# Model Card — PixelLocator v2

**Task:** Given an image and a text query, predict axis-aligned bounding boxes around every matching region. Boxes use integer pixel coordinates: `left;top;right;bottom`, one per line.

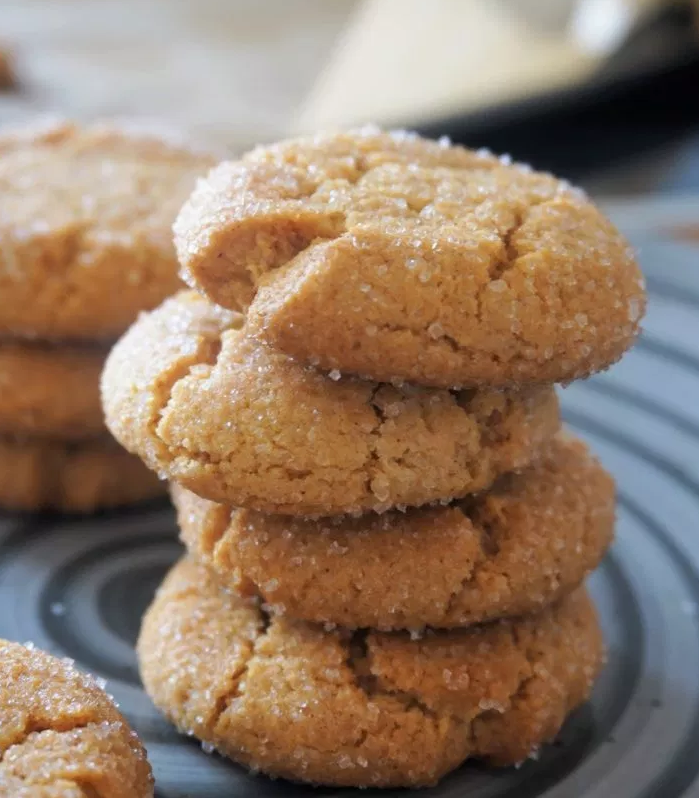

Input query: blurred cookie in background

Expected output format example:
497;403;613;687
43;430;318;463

0;436;164;514
0;119;216;512
0;119;215;341
0;45;16;90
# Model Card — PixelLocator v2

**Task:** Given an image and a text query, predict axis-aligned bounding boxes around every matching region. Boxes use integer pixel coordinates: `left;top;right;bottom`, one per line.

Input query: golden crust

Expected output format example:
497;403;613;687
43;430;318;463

0;435;165;513
0;341;107;441
0;639;153;798
138;558;604;788
102;291;559;515
175;127;645;387
174;435;614;630
0;120;215;341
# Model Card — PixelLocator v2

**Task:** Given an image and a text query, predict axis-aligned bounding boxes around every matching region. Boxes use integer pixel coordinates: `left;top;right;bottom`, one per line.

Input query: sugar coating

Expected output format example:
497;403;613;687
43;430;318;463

174;435;614;630
0;435;164;513
0;341;108;441
0;639;153;797
174;128;646;388
0;120;215;341
138;558;603;788
102;291;560;515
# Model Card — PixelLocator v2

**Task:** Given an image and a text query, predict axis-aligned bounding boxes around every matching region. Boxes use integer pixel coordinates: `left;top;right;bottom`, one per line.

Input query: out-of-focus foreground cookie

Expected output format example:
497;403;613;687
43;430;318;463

173;434;615;630
174;126;645;388
0;639;153;797
102;290;560;515
139;558;604;788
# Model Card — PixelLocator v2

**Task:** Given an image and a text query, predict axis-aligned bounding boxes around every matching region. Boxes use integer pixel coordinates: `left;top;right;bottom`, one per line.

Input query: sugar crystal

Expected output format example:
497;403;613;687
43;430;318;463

628;298;641;322
50;602;66;616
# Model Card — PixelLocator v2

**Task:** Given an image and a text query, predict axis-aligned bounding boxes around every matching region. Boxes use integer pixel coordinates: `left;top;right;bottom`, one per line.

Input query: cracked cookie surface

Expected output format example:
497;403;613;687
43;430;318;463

175;127;645;388
0;639;153;798
0;120;215;341
174;435;614;630
138;557;603;788
0;342;107;441
0;436;164;513
102;291;559;515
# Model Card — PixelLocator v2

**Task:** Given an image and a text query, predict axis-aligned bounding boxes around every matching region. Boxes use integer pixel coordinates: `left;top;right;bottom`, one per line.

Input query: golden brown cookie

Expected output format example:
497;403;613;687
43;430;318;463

102;291;559;515
139;558;603;788
174;127;645;388
0;120;215;341
0;342;106;441
174;435;614;630
0;436;164;513
0;48;16;90
0;639;153;798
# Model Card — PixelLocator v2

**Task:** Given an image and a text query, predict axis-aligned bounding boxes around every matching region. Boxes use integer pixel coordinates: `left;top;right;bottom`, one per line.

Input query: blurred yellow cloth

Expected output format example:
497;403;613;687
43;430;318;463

0;0;693;149
295;0;600;131
295;0;691;131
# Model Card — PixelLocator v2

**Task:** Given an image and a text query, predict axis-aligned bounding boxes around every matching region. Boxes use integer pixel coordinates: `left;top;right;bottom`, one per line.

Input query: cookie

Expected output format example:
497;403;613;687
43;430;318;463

139;557;603;788
0;120;215;341
102;291;559;515
174;434;614;630
0;639;153;798
0;341;106;441
0;436;165;513
174;126;645;388
0;48;15;90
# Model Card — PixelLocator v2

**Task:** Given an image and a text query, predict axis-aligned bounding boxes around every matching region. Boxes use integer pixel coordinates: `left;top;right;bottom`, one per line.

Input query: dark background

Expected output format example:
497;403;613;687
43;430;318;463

420;5;699;196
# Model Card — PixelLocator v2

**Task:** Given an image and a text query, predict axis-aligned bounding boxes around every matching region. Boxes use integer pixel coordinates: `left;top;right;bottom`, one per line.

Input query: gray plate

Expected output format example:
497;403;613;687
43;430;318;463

1;197;698;797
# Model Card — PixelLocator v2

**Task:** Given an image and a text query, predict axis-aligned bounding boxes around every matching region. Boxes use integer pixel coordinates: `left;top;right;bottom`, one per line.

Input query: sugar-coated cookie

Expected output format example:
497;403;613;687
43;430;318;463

0;639;153;798
175;127;645;388
0;342;106;440
0;436;164;513
0;120;215;340
103;291;559;515
174;435;614;630
139;558;603;788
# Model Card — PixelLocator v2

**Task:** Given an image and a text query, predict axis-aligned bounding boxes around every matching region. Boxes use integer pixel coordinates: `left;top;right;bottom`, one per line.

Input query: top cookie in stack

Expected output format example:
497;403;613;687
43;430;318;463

174;127;645;388
103;128;644;788
0;120;215;512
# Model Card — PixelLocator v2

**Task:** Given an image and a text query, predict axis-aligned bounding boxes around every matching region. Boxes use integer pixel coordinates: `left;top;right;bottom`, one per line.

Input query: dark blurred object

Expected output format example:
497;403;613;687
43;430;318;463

418;2;699;193
297;0;698;131
297;0;699;196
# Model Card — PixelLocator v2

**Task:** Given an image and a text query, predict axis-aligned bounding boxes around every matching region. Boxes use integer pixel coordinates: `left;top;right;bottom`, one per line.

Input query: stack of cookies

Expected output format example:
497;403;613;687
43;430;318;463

102;129;646;788
0;121;214;512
